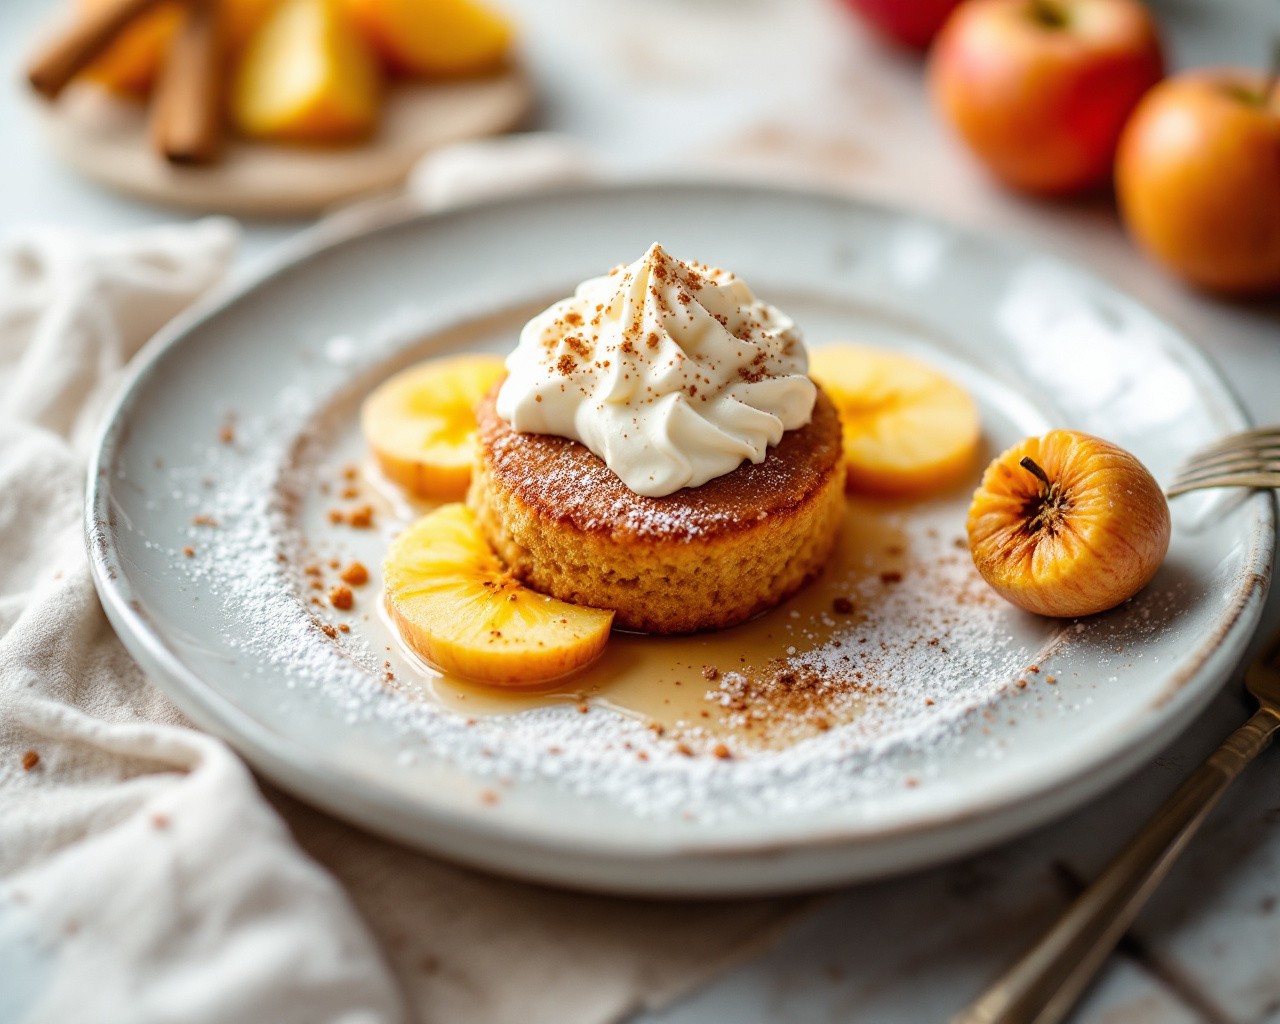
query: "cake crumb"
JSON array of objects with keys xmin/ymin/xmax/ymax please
[
  {"xmin": 329, "ymin": 585, "xmax": 354, "ymax": 610},
  {"xmin": 712, "ymin": 743, "xmax": 732, "ymax": 760},
  {"xmin": 182, "ymin": 546, "xmax": 195, "ymax": 558},
  {"xmin": 348, "ymin": 505, "xmax": 375, "ymax": 529},
  {"xmin": 832, "ymin": 596, "xmax": 854, "ymax": 614},
  {"xmin": 21, "ymin": 750, "xmax": 39, "ymax": 771},
  {"xmin": 702, "ymin": 665, "xmax": 719, "ymax": 681},
  {"xmin": 340, "ymin": 562, "xmax": 369, "ymax": 586}
]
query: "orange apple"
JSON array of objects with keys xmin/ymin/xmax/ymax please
[
  {"xmin": 1116, "ymin": 69, "xmax": 1280, "ymax": 295},
  {"xmin": 839, "ymin": 0, "xmax": 964, "ymax": 51},
  {"xmin": 967, "ymin": 430, "xmax": 1170, "ymax": 617},
  {"xmin": 928, "ymin": 0, "xmax": 1164, "ymax": 195}
]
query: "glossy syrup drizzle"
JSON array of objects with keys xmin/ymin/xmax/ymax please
[{"xmin": 372, "ymin": 467, "xmax": 966, "ymax": 751}]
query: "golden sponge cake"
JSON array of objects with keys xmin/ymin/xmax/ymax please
[{"xmin": 467, "ymin": 386, "xmax": 846, "ymax": 634}]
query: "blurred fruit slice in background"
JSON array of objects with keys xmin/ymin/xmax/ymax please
[
  {"xmin": 839, "ymin": 0, "xmax": 963, "ymax": 51},
  {"xmin": 232, "ymin": 0, "xmax": 381, "ymax": 143},
  {"xmin": 346, "ymin": 0, "xmax": 513, "ymax": 77},
  {"xmin": 1117, "ymin": 68, "xmax": 1280, "ymax": 295},
  {"xmin": 221, "ymin": 0, "xmax": 285, "ymax": 57},
  {"xmin": 77, "ymin": 0, "xmax": 181, "ymax": 96},
  {"xmin": 928, "ymin": 0, "xmax": 1164, "ymax": 195}
]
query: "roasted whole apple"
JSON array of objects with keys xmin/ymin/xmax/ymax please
[
  {"xmin": 967, "ymin": 430, "xmax": 1170, "ymax": 617},
  {"xmin": 928, "ymin": 0, "xmax": 1164, "ymax": 195},
  {"xmin": 1116, "ymin": 68, "xmax": 1280, "ymax": 295}
]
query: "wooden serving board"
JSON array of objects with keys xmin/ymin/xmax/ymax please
[{"xmin": 34, "ymin": 68, "xmax": 532, "ymax": 217}]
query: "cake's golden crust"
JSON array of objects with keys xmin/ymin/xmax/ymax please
[{"xmin": 468, "ymin": 387, "xmax": 847, "ymax": 634}]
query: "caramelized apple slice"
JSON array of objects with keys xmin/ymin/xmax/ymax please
[
  {"xmin": 809, "ymin": 343, "xmax": 981, "ymax": 497},
  {"xmin": 361, "ymin": 354, "xmax": 505, "ymax": 501},
  {"xmin": 383, "ymin": 504, "xmax": 614, "ymax": 685},
  {"xmin": 221, "ymin": 0, "xmax": 285, "ymax": 56},
  {"xmin": 345, "ymin": 0, "xmax": 513, "ymax": 77},
  {"xmin": 231, "ymin": 0, "xmax": 381, "ymax": 144},
  {"xmin": 78, "ymin": 0, "xmax": 181, "ymax": 96}
]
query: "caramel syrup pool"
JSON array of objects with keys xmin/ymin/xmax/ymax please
[{"xmin": 367, "ymin": 460, "xmax": 971, "ymax": 750}]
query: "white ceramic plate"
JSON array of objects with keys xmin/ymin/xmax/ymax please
[{"xmin": 87, "ymin": 182, "xmax": 1274, "ymax": 896}]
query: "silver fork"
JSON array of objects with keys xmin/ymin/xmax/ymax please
[
  {"xmin": 1165, "ymin": 426, "xmax": 1280, "ymax": 498},
  {"xmin": 955, "ymin": 630, "xmax": 1280, "ymax": 1024},
  {"xmin": 954, "ymin": 429, "xmax": 1280, "ymax": 1024}
]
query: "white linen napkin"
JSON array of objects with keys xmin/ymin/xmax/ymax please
[{"xmin": 0, "ymin": 143, "xmax": 804, "ymax": 1024}]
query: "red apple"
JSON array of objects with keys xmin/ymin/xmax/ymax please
[
  {"xmin": 1116, "ymin": 69, "xmax": 1280, "ymax": 294},
  {"xmin": 840, "ymin": 0, "xmax": 965, "ymax": 51},
  {"xmin": 928, "ymin": 0, "xmax": 1164, "ymax": 195}
]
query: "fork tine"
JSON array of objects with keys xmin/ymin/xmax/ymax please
[
  {"xmin": 1165, "ymin": 427, "xmax": 1280, "ymax": 499},
  {"xmin": 1177, "ymin": 450, "xmax": 1280, "ymax": 477},
  {"xmin": 1181, "ymin": 441, "xmax": 1280, "ymax": 467},
  {"xmin": 1169, "ymin": 467, "xmax": 1280, "ymax": 491},
  {"xmin": 1191, "ymin": 428, "xmax": 1280, "ymax": 457},
  {"xmin": 1165, "ymin": 471, "xmax": 1280, "ymax": 498}
]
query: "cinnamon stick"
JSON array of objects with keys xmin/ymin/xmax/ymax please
[
  {"xmin": 150, "ymin": 0, "xmax": 223, "ymax": 165},
  {"xmin": 27, "ymin": 0, "xmax": 169, "ymax": 100}
]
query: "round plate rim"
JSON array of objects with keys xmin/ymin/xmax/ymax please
[{"xmin": 85, "ymin": 179, "xmax": 1277, "ymax": 893}]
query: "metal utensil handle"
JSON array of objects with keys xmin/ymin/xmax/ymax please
[{"xmin": 954, "ymin": 708, "xmax": 1280, "ymax": 1024}]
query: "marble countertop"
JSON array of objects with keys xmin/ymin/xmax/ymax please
[{"xmin": 3, "ymin": 0, "xmax": 1278, "ymax": 1020}]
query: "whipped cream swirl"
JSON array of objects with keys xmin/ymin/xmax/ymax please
[{"xmin": 495, "ymin": 243, "xmax": 817, "ymax": 497}]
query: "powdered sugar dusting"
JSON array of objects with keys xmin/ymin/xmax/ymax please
[
  {"xmin": 136, "ymin": 290, "xmax": 1211, "ymax": 829},
  {"xmin": 149, "ymin": 344, "xmax": 1096, "ymax": 825}
]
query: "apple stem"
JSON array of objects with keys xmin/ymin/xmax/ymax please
[
  {"xmin": 1029, "ymin": 0, "xmax": 1066, "ymax": 29},
  {"xmin": 1019, "ymin": 456, "xmax": 1054, "ymax": 491}
]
